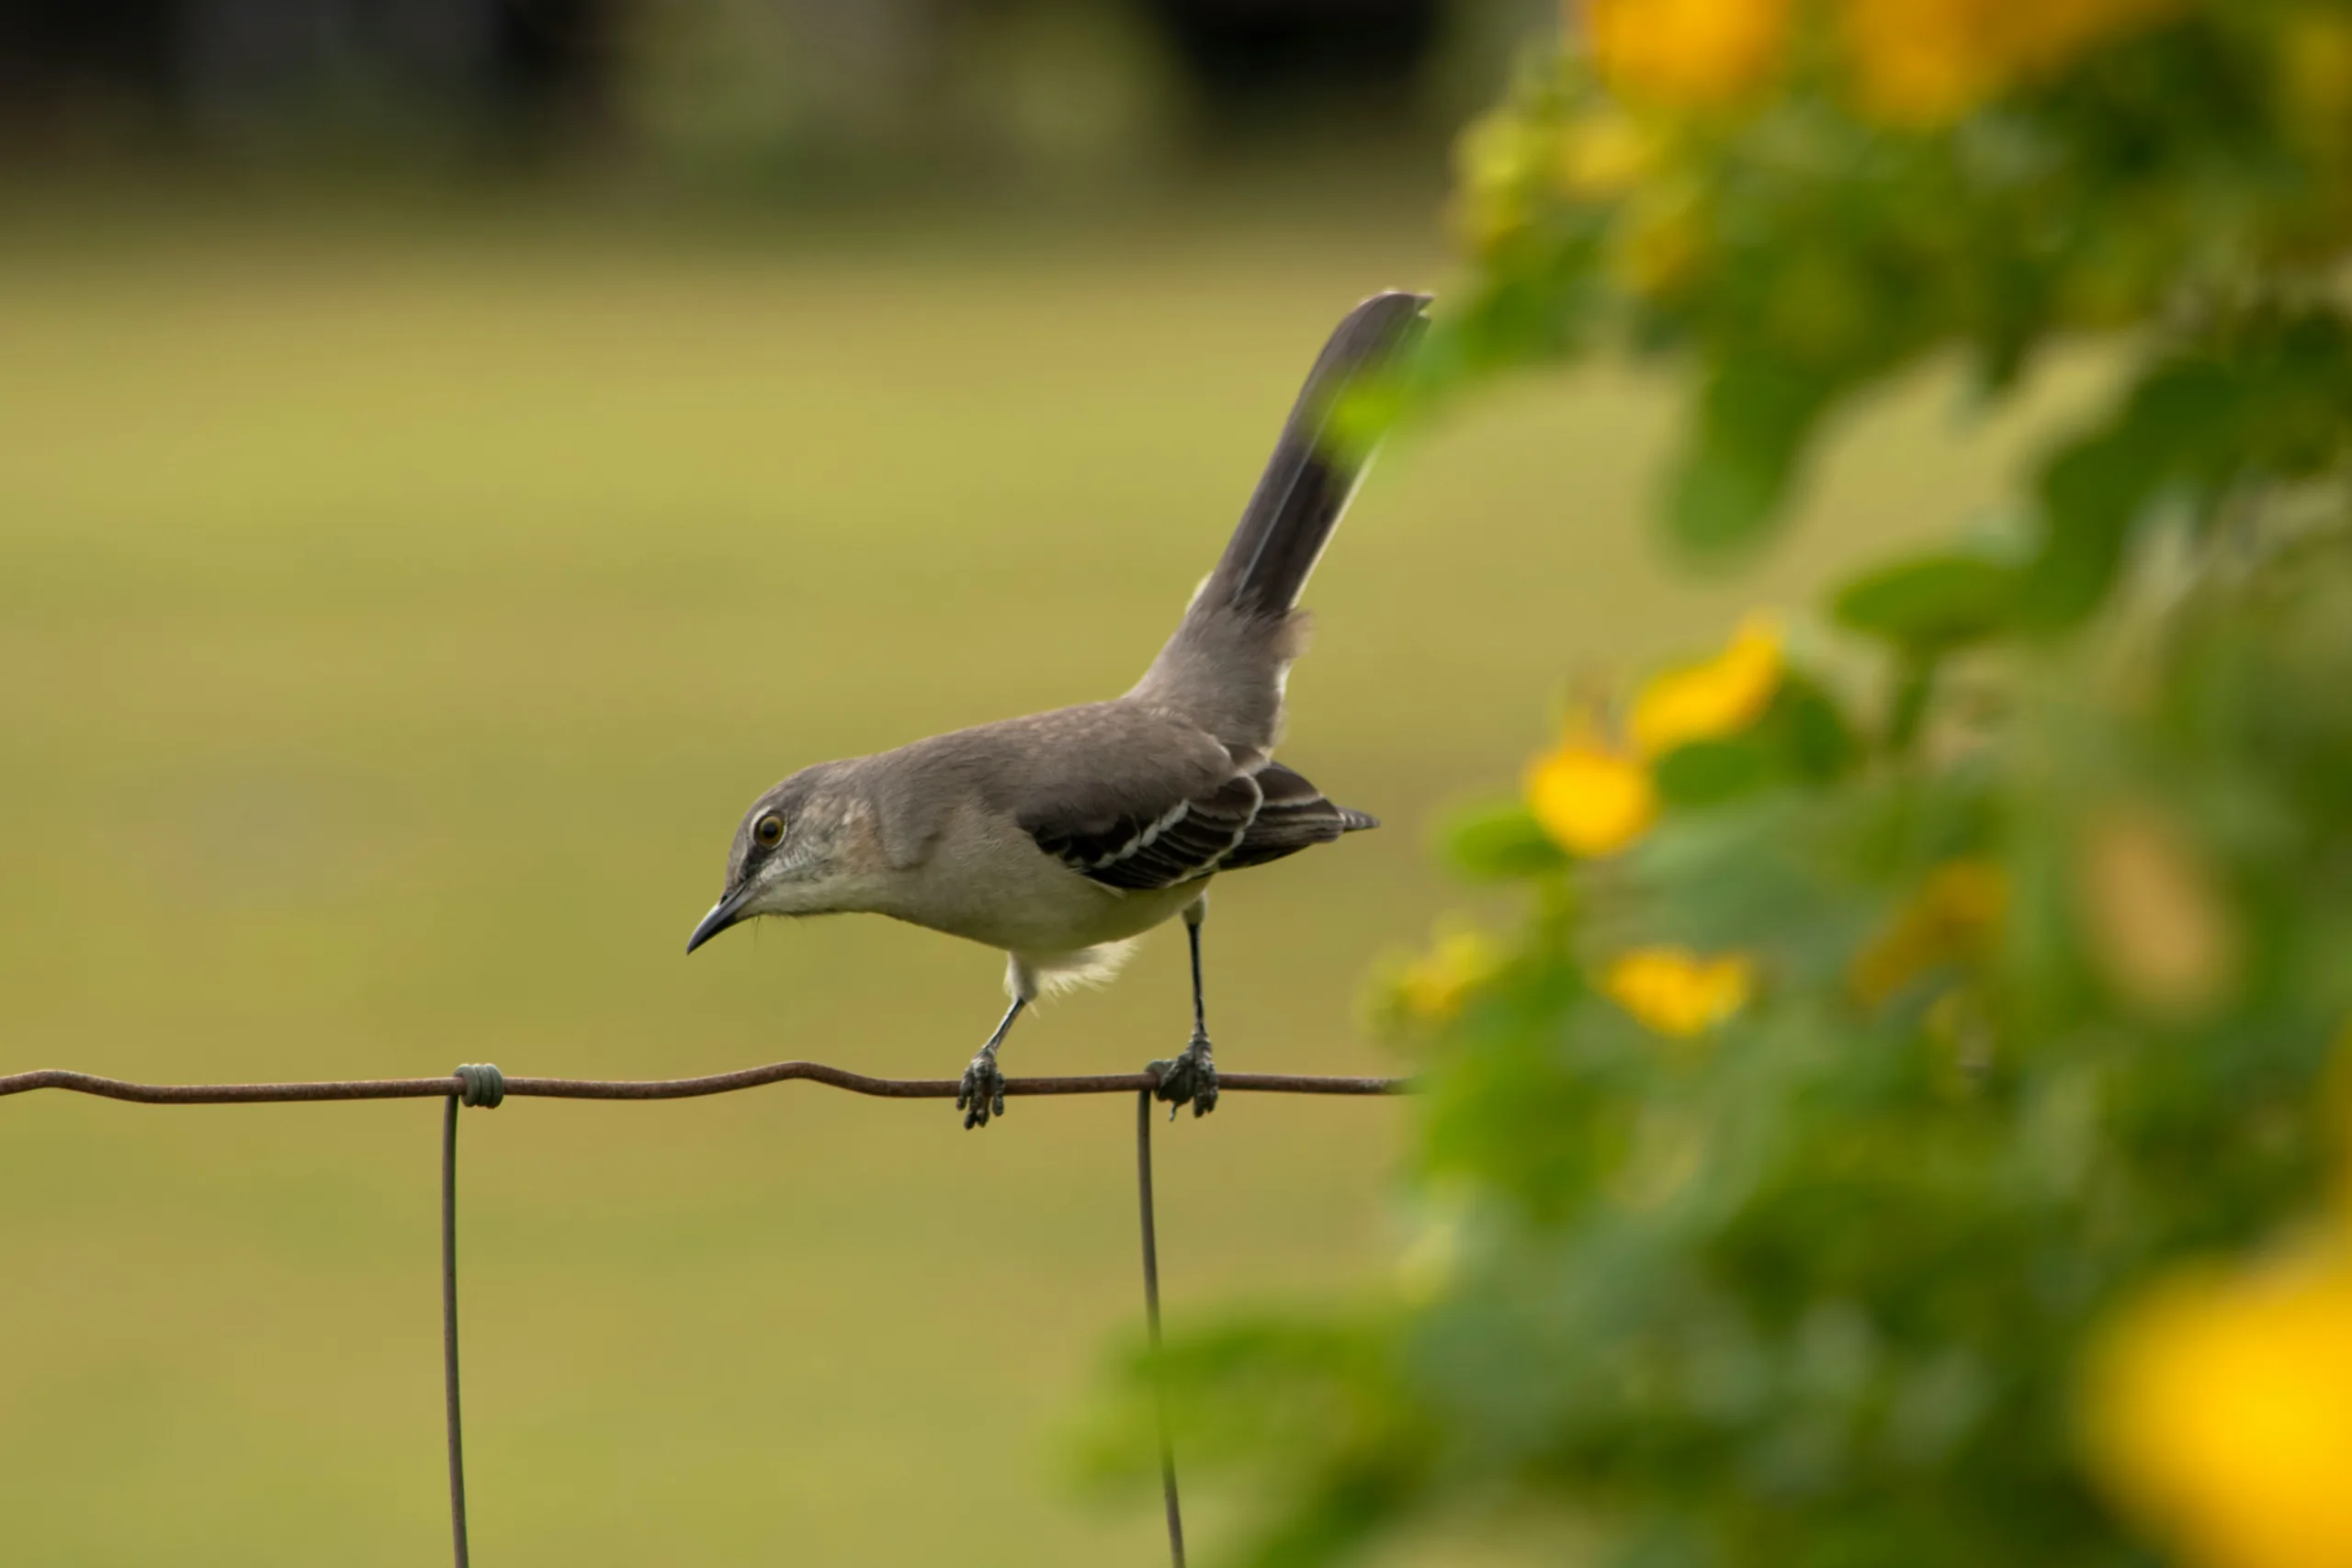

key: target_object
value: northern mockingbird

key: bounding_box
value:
[686,290,1430,1128]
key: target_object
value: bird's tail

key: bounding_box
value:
[1196,289,1431,621]
[1133,290,1430,748]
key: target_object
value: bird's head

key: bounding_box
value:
[685,763,884,953]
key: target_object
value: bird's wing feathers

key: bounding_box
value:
[1220,761,1376,872]
[1018,748,1370,893]
[1022,771,1264,892]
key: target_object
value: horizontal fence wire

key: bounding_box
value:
[4,1057,1408,1566]
[0,1063,1407,1104]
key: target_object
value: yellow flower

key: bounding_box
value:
[1849,858,2007,1006]
[1608,190,1706,299]
[1555,108,1661,198]
[1604,946,1756,1037]
[2279,10,2352,164]
[1586,0,1792,108]
[2086,1254,2352,1568]
[1838,0,2005,124]
[1838,0,2188,128]
[1453,108,1539,254]
[2008,0,2191,73]
[1528,731,1658,856]
[1396,926,1504,1021]
[1629,615,1784,759]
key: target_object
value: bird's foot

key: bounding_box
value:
[1148,1032,1219,1120]
[957,1050,1007,1130]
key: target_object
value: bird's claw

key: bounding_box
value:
[957,1051,1007,1130]
[1148,1032,1219,1121]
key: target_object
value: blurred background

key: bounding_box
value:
[0,4,2090,1563]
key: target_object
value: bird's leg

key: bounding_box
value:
[1150,897,1219,1120]
[958,997,1024,1131]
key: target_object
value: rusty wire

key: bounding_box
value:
[0,1062,1404,1104]
[1136,1089,1188,1566]
[441,1096,474,1568]
[3,1058,1408,1566]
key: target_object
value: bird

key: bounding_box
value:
[686,289,1430,1128]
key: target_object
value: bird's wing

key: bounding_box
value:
[1219,761,1376,871]
[1018,750,1372,893]
[1019,765,1266,892]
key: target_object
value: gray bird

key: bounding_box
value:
[686,290,1430,1127]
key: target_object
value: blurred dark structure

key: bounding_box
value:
[1148,0,1439,112]
[0,0,1477,166]
[6,0,607,142]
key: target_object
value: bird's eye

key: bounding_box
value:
[753,813,785,848]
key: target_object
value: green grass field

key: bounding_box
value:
[0,194,2086,1565]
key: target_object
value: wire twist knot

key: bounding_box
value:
[452,1064,504,1109]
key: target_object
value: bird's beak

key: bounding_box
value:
[685,886,757,954]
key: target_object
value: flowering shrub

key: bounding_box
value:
[1086,5,2352,1567]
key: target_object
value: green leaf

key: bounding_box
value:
[2018,358,2235,634]
[1441,802,1569,881]
[1652,683,1860,807]
[1761,674,1860,783]
[1652,738,1773,807]
[1664,361,1831,556]
[2017,430,2151,633]
[1832,554,2018,652]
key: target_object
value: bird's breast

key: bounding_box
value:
[876,812,1201,954]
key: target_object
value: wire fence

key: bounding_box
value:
[1,1058,1408,1567]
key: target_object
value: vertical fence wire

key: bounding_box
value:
[1136,1089,1187,1567]
[1,1059,1404,1562]
[442,1095,473,1568]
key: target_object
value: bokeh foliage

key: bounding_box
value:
[1089,5,2352,1565]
